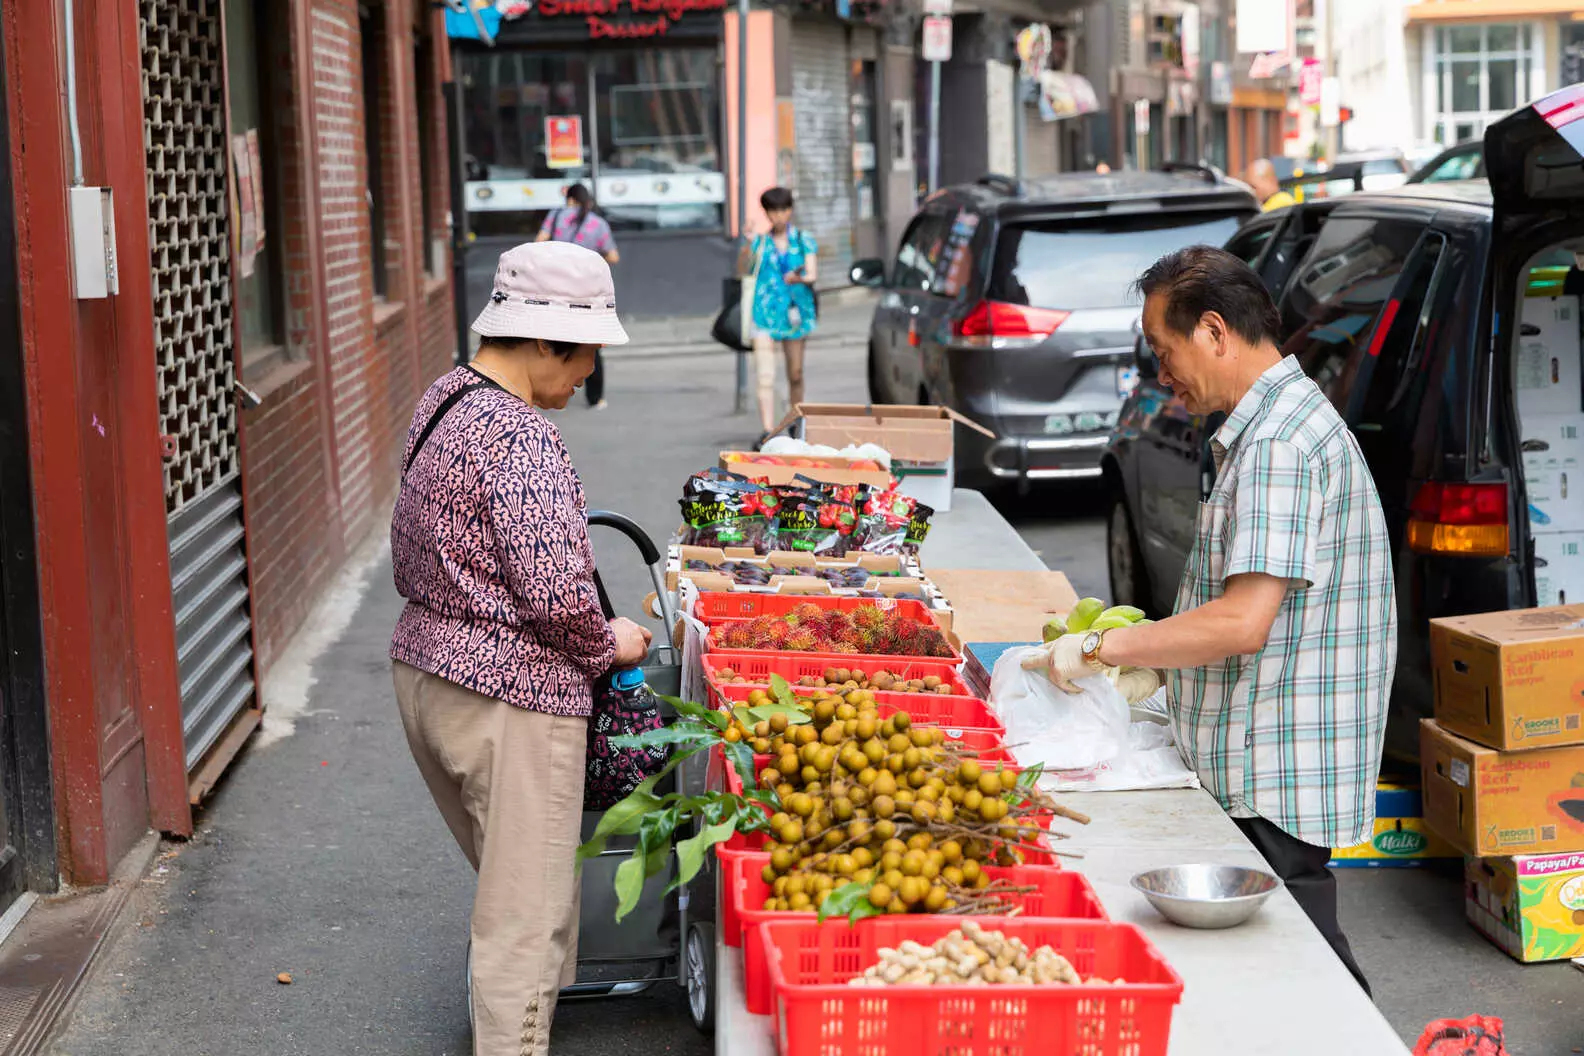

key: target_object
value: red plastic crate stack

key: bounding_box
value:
[725,851,1108,1015]
[702,652,975,698]
[760,916,1185,1056]
[695,592,963,665]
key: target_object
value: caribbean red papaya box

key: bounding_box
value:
[1422,718,1584,857]
[1429,603,1584,750]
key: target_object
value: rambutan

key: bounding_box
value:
[826,641,861,654]
[851,606,888,631]
[784,627,819,652]
[789,602,825,626]
[763,620,793,645]
[718,624,754,649]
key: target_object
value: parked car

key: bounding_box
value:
[1102,83,1584,762]
[1282,149,1412,201]
[849,168,1258,490]
[1406,140,1484,184]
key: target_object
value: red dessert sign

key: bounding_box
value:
[536,0,729,38]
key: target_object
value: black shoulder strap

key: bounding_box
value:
[402,370,506,477]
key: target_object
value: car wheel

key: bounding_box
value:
[867,344,889,404]
[685,921,716,1034]
[1107,493,1154,616]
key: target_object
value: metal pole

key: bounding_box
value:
[928,60,941,193]
[1323,0,1338,162]
[734,0,749,415]
[445,47,472,366]
[1013,76,1026,179]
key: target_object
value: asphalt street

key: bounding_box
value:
[45,340,1582,1056]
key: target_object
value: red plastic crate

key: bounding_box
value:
[692,592,943,627]
[760,917,1184,1056]
[709,682,995,735]
[702,652,974,699]
[731,854,1106,1015]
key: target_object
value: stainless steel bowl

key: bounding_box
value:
[1129,864,1283,929]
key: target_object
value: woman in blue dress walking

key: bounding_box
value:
[737,187,817,435]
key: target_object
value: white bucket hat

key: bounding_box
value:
[470,241,630,346]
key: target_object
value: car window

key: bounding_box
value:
[1422,151,1481,183]
[1225,220,1280,265]
[892,212,951,292]
[1280,216,1425,412]
[1362,160,1405,176]
[985,210,1248,310]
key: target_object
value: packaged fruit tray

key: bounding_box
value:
[703,652,973,699]
[760,917,1183,1056]
[726,852,1106,1015]
[711,682,999,739]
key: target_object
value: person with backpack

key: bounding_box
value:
[537,184,619,409]
[737,186,818,437]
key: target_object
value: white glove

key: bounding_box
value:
[1019,634,1097,694]
[1113,667,1163,705]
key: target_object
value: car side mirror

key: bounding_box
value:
[850,258,886,288]
[1134,334,1159,379]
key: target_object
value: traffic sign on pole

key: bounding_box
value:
[922,15,952,63]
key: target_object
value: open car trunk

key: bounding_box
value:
[1487,85,1584,605]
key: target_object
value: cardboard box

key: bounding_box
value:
[1465,851,1584,962]
[718,451,893,489]
[1522,413,1584,533]
[774,404,996,512]
[1421,719,1584,856]
[1429,603,1584,749]
[923,568,1077,643]
[1534,532,1584,608]
[1330,782,1460,867]
[1515,296,1582,418]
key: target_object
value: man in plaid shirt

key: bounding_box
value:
[1031,246,1395,993]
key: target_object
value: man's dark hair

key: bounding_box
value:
[1134,245,1281,346]
[760,186,794,212]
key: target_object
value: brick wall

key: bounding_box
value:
[240,0,453,675]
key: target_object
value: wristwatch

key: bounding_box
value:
[1080,629,1106,670]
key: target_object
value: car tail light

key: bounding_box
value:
[1538,83,1584,132]
[1407,482,1509,557]
[953,300,1071,347]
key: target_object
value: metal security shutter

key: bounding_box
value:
[791,19,854,289]
[140,0,257,769]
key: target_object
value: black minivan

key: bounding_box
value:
[1103,85,1584,761]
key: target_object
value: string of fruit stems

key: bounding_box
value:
[578,675,1089,924]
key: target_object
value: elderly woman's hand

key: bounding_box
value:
[610,617,653,668]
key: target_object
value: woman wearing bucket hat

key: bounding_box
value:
[390,241,650,1055]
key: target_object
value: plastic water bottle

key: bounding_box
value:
[611,667,659,713]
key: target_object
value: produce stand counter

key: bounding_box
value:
[710,489,1410,1056]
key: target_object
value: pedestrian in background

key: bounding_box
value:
[738,186,818,439]
[1027,246,1394,995]
[537,184,619,409]
[1245,158,1297,212]
[391,241,651,1055]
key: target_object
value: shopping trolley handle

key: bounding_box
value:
[588,510,662,566]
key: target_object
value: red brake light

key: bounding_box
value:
[1538,83,1584,131]
[1408,482,1509,556]
[953,300,1071,345]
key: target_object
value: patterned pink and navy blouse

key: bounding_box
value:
[391,367,617,717]
[539,207,616,257]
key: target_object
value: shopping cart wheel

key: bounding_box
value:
[685,921,716,1034]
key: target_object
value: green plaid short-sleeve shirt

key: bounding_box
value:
[1168,356,1397,849]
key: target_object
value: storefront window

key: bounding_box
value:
[225,0,286,374]
[462,47,723,234]
[1431,23,1537,146]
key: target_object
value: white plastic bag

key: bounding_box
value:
[989,646,1131,770]
[989,649,1198,792]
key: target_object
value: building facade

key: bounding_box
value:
[1337,0,1579,154]
[1,0,456,899]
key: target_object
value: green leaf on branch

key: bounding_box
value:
[769,674,798,709]
[613,844,672,922]
[747,703,810,725]
[1016,762,1045,788]
[668,820,736,894]
[723,738,760,792]
[732,706,756,731]
[577,789,663,862]
[609,725,717,751]
[663,695,729,731]
[817,881,884,924]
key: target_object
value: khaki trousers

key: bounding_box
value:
[393,662,587,1056]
